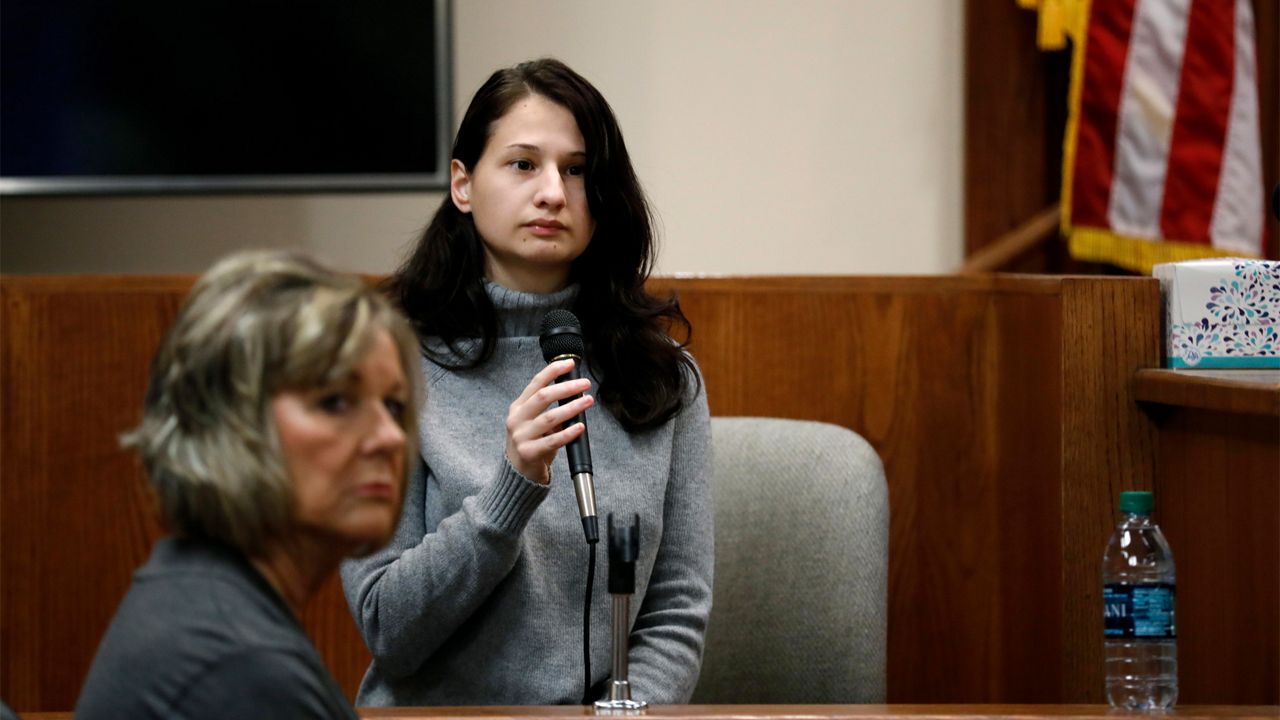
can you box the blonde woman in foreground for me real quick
[76,251,420,720]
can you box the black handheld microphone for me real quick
[539,309,599,544]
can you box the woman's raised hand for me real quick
[505,359,593,485]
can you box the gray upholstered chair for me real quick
[691,417,889,703]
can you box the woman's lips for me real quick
[525,219,566,237]
[354,481,396,499]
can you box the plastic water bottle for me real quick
[1103,490,1177,710]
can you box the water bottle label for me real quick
[1103,583,1176,639]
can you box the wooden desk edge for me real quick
[1133,368,1280,417]
[25,704,1279,720]
[358,706,1278,720]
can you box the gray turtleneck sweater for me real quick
[340,282,713,706]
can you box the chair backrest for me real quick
[692,416,889,703]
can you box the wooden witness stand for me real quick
[2,274,1277,712]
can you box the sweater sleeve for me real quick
[625,366,715,703]
[340,456,549,679]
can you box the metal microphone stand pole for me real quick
[595,514,646,712]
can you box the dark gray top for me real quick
[76,537,357,720]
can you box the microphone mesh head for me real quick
[539,309,585,361]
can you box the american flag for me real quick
[1025,0,1267,273]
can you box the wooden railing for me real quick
[959,206,1061,273]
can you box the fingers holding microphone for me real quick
[506,359,593,485]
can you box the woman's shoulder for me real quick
[189,644,354,719]
[674,346,707,402]
[79,540,337,719]
[133,539,307,649]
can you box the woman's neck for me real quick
[249,535,343,618]
[483,279,579,338]
[484,263,570,296]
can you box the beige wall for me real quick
[0,1,963,275]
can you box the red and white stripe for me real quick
[1208,0,1264,254]
[1071,0,1264,254]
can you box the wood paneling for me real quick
[963,0,1071,270]
[1058,280,1162,701]
[1,279,183,709]
[1138,398,1280,704]
[0,274,1176,711]
[1162,410,1280,705]
[0,277,376,709]
[302,573,375,702]
[657,275,1161,704]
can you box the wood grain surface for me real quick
[1134,370,1280,417]
[1057,279,1162,702]
[1153,408,1280,705]
[963,0,1068,268]
[17,705,1280,720]
[1134,368,1280,703]
[1,279,184,708]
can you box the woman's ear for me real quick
[450,159,472,213]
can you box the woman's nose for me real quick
[535,169,567,208]
[364,404,406,455]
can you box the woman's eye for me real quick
[317,393,351,415]
[567,165,585,177]
[511,159,534,171]
[383,397,407,425]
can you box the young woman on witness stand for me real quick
[76,251,421,720]
[340,58,713,706]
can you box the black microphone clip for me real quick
[606,514,639,596]
[596,513,646,712]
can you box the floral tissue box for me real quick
[1152,259,1278,369]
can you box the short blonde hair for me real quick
[125,250,420,557]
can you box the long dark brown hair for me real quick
[386,58,697,432]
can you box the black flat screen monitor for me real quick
[0,0,451,194]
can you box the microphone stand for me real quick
[594,514,646,713]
